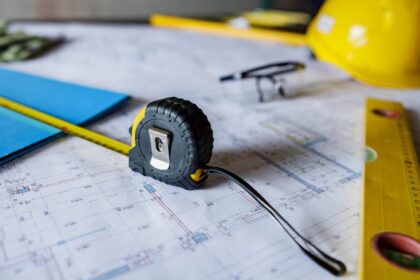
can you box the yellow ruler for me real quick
[149,14,307,46]
[360,98,420,279]
[0,96,131,155]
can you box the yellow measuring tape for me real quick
[361,98,420,279]
[0,97,131,155]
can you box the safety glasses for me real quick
[220,61,305,102]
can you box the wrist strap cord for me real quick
[206,165,347,276]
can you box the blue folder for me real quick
[0,68,129,165]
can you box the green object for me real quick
[0,20,7,36]
[364,146,377,163]
[0,20,57,63]
[382,249,420,270]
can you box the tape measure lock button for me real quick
[128,97,214,190]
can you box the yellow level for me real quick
[360,98,420,279]
[0,96,131,155]
[149,14,307,46]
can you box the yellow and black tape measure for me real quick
[360,98,420,279]
[0,96,213,189]
[128,97,213,189]
[0,95,346,276]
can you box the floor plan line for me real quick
[253,152,325,194]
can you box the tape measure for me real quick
[361,98,420,279]
[128,97,213,189]
[0,96,346,276]
[0,96,213,189]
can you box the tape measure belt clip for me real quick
[128,97,214,189]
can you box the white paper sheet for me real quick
[1,23,420,280]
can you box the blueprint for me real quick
[1,23,420,280]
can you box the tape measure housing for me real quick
[128,97,214,189]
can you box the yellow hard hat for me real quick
[307,0,420,88]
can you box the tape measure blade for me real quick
[360,98,420,280]
[0,97,131,156]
